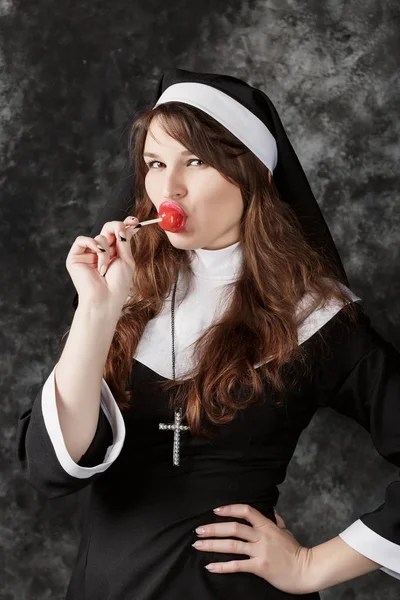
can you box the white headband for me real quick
[154,82,278,173]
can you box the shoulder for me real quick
[299,286,400,406]
[296,280,376,386]
[295,278,363,348]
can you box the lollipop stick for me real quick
[140,217,163,226]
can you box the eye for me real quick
[145,159,206,169]
[146,160,163,169]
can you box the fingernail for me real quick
[118,232,127,242]
[195,527,205,534]
[205,564,215,571]
[213,508,221,512]
[100,265,107,277]
[97,245,106,252]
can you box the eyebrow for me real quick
[143,150,194,158]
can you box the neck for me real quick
[201,237,241,251]
[188,239,243,282]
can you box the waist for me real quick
[94,462,280,526]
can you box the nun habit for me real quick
[16,68,400,599]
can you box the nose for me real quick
[162,171,186,200]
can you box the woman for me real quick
[16,68,400,599]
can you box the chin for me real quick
[165,229,203,251]
[167,239,200,251]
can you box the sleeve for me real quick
[311,303,400,579]
[16,364,126,499]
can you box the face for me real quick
[143,115,244,251]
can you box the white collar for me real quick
[188,240,242,282]
[133,240,361,379]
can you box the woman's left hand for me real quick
[193,504,315,595]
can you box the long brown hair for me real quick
[99,102,360,437]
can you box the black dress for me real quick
[16,302,400,599]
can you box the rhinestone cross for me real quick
[159,409,189,467]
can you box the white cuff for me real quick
[339,519,400,580]
[41,365,126,479]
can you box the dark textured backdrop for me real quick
[2,1,399,598]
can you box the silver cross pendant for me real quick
[159,409,190,466]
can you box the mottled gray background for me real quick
[2,0,399,598]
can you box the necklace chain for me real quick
[161,274,190,467]
[156,274,189,467]
[171,275,178,380]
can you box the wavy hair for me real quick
[97,102,360,438]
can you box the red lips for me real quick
[158,201,188,233]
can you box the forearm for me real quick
[55,302,122,462]
[308,535,381,592]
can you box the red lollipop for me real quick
[158,202,187,233]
